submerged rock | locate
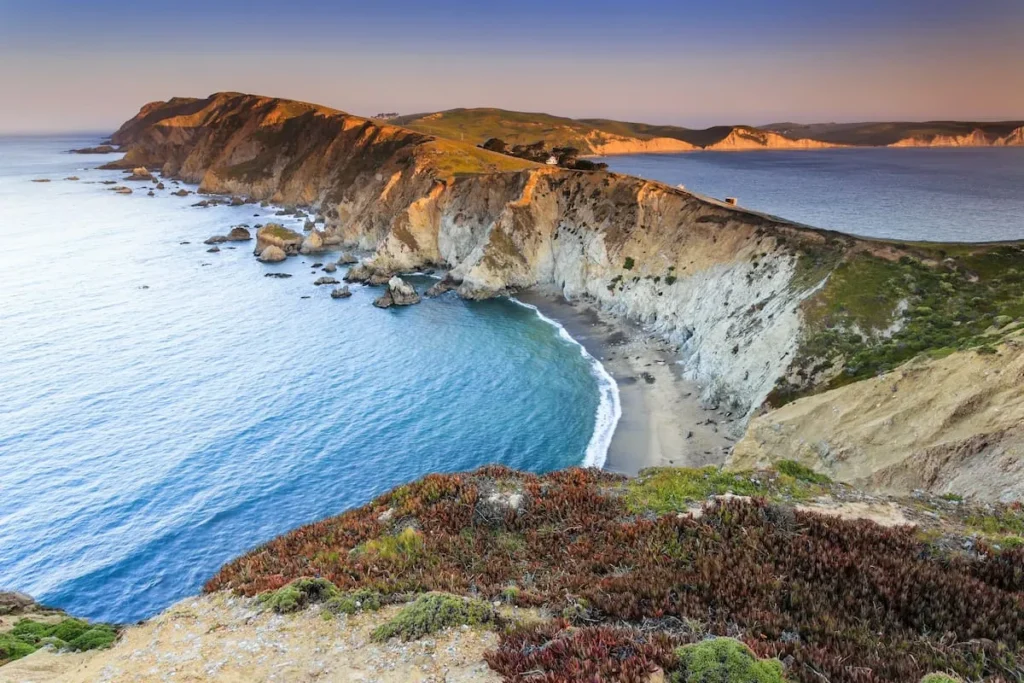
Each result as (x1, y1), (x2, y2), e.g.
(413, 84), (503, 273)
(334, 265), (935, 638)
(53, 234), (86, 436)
(65, 176), (80, 181)
(264, 272), (292, 278)
(113, 186), (132, 194)
(207, 246), (220, 253)
(172, 189), (190, 197)
(330, 286), (352, 299)
(257, 245), (287, 263)
(373, 277), (421, 308)
(204, 235), (228, 245)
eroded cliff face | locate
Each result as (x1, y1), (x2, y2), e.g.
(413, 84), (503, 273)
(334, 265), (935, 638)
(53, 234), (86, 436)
(701, 127), (839, 151)
(888, 126), (1024, 147)
(106, 93), (1020, 423)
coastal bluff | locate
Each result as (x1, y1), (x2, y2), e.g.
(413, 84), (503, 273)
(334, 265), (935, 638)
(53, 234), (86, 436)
(107, 92), (1024, 497)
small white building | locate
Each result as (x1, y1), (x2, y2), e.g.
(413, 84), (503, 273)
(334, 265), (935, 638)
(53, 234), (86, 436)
(545, 155), (559, 165)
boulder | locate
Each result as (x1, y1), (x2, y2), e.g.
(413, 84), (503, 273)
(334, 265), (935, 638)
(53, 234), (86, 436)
(323, 263), (337, 273)
(156, 182), (165, 190)
(172, 189), (190, 197)
(0, 591), (36, 615)
(337, 252), (359, 265)
(114, 186), (132, 194)
(330, 286), (352, 299)
(257, 245), (287, 263)
(374, 276), (421, 308)
(255, 223), (302, 257)
(204, 235), (229, 245)
(229, 196), (245, 206)
(126, 166), (153, 181)
(147, 190), (155, 196)
(303, 220), (315, 232)
(226, 226), (251, 241)
(207, 246), (221, 253)
(314, 276), (340, 286)
(299, 230), (325, 255)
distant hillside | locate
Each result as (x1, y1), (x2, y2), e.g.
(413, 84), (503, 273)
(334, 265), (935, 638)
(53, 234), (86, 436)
(389, 108), (695, 155)
(760, 120), (1024, 147)
(389, 108), (1024, 154)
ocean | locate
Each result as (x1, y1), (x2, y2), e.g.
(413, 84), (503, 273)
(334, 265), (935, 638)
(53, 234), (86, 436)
(0, 135), (614, 623)
(599, 148), (1024, 243)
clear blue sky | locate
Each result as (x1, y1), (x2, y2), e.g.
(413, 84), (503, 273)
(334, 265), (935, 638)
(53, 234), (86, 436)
(1, 0), (1022, 132)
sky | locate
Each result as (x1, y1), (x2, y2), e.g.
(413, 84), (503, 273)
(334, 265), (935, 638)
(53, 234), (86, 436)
(1, 0), (1022, 133)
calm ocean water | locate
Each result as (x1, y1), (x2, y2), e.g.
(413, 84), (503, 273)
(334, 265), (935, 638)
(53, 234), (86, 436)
(0, 136), (614, 623)
(600, 148), (1024, 242)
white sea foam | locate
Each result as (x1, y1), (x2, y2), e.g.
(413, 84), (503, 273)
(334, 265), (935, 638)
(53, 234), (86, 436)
(510, 299), (622, 469)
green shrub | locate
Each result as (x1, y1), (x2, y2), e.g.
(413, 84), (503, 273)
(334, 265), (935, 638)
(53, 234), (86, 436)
(371, 593), (495, 642)
(259, 577), (340, 613)
(672, 637), (789, 683)
(2, 617), (118, 659)
(623, 257), (635, 270)
(353, 526), (423, 564)
(775, 460), (831, 484)
(67, 625), (118, 651)
(920, 674), (961, 683)
(0, 632), (36, 662)
(324, 589), (383, 615)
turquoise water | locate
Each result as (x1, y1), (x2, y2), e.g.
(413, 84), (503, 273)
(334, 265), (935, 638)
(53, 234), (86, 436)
(600, 148), (1024, 243)
(0, 136), (613, 624)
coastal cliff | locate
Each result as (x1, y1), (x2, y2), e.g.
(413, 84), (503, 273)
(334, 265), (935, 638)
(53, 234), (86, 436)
(108, 92), (1024, 429)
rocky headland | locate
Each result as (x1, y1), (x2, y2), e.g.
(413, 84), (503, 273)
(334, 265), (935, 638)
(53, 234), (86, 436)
(99, 91), (1024, 499)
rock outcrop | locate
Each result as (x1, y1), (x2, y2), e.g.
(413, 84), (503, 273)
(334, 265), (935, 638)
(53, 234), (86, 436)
(373, 277), (420, 308)
(330, 286), (352, 299)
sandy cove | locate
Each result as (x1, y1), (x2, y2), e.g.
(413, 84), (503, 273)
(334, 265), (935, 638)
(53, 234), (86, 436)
(515, 289), (736, 475)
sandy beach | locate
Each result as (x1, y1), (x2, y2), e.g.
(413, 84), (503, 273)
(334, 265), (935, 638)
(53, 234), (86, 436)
(516, 289), (738, 475)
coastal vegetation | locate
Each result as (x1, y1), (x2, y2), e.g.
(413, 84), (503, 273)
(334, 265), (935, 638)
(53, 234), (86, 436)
(206, 465), (1024, 682)
(772, 245), (1024, 405)
(0, 616), (118, 664)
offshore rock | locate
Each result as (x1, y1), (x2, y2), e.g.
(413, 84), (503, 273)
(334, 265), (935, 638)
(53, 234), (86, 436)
(314, 276), (340, 286)
(126, 166), (153, 181)
(257, 245), (287, 263)
(255, 224), (302, 257)
(337, 252), (359, 265)
(330, 286), (352, 299)
(226, 226), (251, 241)
(373, 276), (420, 308)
